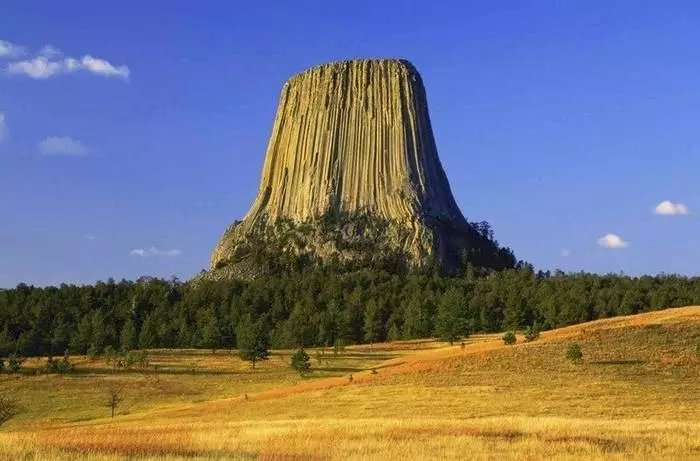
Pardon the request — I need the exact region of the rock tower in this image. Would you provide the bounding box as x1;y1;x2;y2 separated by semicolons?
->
207;59;513;279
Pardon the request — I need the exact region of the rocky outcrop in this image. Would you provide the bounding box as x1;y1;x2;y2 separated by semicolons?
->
206;59;512;279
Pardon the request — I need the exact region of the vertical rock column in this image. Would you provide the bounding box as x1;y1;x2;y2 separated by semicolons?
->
211;59;470;272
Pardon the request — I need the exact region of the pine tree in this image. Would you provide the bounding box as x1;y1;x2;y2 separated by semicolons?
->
286;302;317;347
290;348;311;376
120;319;137;351
436;287;465;344
138;314;157;349
201;316;223;353
90;310;108;354
236;315;269;368
363;299;383;346
403;292;435;339
50;317;70;354
70;315;92;354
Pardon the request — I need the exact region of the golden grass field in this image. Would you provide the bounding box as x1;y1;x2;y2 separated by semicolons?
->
1;306;699;460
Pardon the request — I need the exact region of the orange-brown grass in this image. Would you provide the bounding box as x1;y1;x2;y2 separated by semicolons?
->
7;417;699;460
1;306;699;460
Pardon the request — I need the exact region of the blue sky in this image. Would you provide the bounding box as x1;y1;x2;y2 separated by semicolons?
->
1;1;699;287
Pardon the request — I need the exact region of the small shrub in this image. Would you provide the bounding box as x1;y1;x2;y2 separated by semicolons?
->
111;350;149;371
134;350;150;368
103;346;118;365
39;352;73;375
41;356;60;374
291;348;311;376
333;339;346;356
567;343;583;363
86;345;99;361
8;354;23;373
0;358;5;373
57;351;73;374
524;322;541;342
502;331;517;345
0;393;20;427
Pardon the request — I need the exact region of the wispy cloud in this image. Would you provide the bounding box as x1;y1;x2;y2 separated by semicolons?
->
0;40;25;58
39;44;61;58
130;247;182;258
2;39;129;80
39;136;89;156
561;249;571;257
597;233;629;249
8;55;129;80
0;112;7;142
80;55;129;78
654;200;689;216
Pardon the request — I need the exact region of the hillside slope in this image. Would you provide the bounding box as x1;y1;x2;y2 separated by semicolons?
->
4;306;698;460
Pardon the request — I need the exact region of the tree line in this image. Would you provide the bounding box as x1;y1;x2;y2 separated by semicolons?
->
1;265;698;358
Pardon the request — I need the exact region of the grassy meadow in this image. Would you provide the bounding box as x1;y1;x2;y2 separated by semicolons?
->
1;306;698;460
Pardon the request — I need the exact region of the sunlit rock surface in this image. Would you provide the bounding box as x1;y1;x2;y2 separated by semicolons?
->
208;59;506;279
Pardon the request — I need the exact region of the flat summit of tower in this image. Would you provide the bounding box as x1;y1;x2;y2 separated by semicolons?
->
286;58;419;80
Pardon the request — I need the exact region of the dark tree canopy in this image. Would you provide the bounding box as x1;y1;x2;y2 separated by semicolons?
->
1;257;699;358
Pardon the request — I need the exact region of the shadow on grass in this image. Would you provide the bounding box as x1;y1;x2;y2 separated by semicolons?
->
326;353;398;361
316;367;363;373
48;367;260;377
591;360;645;365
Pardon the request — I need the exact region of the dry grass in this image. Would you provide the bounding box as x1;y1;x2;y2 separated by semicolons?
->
5;417;699;461
1;306;698;460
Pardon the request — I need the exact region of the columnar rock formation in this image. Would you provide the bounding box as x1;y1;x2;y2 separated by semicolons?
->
208;59;512;279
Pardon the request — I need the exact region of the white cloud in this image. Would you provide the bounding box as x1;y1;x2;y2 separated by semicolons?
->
80;55;129;78
597;233;629;249
7;54;129;80
0;40;25;58
561;249;570;257
39;136;89;156
8;56;63;79
84;234;96;240
130;247;182;258
3;40;128;80
0;113;7;142
654;200;689;216
39;44;62;58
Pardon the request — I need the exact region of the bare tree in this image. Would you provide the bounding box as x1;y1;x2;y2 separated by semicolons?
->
105;386;124;418
0;394;20;427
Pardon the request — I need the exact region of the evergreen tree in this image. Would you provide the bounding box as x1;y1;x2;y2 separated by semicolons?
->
70;315;92;354
363;299;383;346
90;310;108;354
120;319;137;351
236;315;269;368
436;287;465;344
50;317;70;354
201;316;223;353
317;300;341;347
138;314;157;349
286;302;317;347
403;296;432;339
290;348;311;376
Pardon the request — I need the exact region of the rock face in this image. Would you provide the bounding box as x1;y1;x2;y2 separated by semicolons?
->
209;59;510;279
